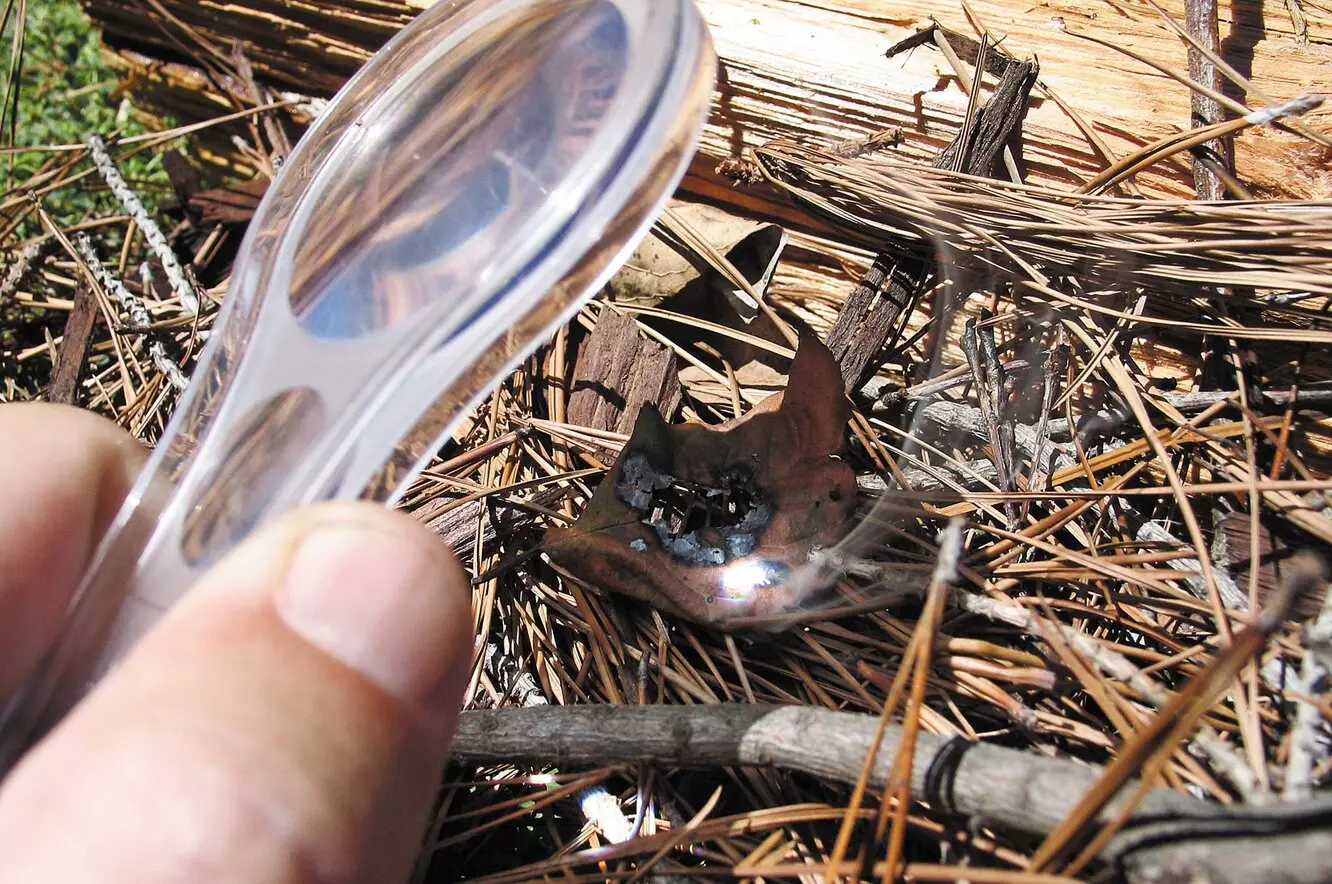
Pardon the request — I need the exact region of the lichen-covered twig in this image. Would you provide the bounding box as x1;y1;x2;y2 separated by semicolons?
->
86;134;199;314
1283;568;1332;801
73;234;188;391
0;241;43;302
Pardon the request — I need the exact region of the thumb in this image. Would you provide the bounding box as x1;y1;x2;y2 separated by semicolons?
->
0;503;474;884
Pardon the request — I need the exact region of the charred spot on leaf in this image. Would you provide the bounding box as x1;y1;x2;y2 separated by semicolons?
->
615;454;674;510
543;334;858;629
634;463;772;567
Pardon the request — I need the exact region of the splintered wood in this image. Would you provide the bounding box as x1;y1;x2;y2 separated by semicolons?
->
82;0;1332;388
86;0;1332;202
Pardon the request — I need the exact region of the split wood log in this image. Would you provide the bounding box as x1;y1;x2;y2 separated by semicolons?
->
83;0;1332;208
82;0;1331;394
450;703;1332;884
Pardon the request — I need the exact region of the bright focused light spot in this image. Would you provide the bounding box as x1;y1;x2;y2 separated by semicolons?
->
722;558;773;599
579;786;633;843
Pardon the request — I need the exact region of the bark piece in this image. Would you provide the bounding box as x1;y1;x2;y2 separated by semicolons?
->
189;177;270;225
162;149;203;203
46;285;99;405
826;51;1038;392
1185;0;1229;201
823;251;927;394
934;58;1039;178
885;21;1011;79
1216;510;1332;619
567;310;682;438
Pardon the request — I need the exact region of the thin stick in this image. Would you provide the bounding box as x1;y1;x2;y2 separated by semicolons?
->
879;519;963;882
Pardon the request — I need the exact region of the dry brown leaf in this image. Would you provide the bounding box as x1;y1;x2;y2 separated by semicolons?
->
543;335;856;627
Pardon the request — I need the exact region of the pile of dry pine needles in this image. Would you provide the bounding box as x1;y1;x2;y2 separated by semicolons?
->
2;1;1332;882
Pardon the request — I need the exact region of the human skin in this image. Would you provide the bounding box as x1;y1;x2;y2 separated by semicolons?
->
0;402;473;883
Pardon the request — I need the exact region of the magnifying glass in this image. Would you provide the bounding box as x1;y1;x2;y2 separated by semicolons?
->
0;0;715;773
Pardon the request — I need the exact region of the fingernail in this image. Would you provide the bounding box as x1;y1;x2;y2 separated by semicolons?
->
278;522;463;706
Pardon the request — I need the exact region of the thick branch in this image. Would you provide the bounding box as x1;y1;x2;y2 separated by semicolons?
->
451;704;1332;884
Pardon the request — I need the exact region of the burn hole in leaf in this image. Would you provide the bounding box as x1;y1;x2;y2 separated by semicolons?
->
616;456;771;566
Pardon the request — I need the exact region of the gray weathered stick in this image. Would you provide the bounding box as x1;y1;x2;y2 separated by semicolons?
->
1284;585;1332;801
450;705;1332;884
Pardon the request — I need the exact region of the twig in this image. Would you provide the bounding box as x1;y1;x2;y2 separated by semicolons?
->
919;400;1069;472
1022;329;1066;521
961;316;1020;527
45;283;98;404
85;135;199;314
1285;0;1310;43
1138;0;1332;150
914;401;1253;622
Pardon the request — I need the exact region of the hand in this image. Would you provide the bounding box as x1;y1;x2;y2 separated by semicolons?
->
0;403;473;883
